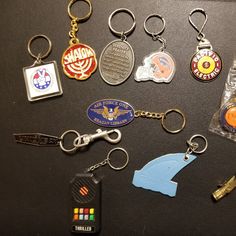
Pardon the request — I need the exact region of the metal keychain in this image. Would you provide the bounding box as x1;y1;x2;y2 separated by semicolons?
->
23;34;63;102
135;14;176;83
62;0;97;80
87;99;186;134
189;8;222;82
99;8;136;85
86;147;129;172
132;134;208;197
14;128;122;154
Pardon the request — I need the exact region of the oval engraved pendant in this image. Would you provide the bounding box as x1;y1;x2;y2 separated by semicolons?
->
99;40;135;85
62;43;97;80
87;99;135;127
135;51;176;83
190;49;222;82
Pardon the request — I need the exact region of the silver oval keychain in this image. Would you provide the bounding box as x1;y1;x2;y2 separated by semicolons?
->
99;8;136;85
189;8;222;82
135;14;176;83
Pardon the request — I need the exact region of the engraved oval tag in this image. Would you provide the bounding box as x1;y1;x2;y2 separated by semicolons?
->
135;51;176;83
62;43;97;80
190;49;222;82
99;40;135;85
87;99;135;127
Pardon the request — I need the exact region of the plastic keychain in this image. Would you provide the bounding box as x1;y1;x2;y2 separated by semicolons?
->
99;8;136;85
132;134;208;197
135;14;176;83
87;99;186;134
62;0;97;80
22;34;63;102
70;147;129;234
13;129;121;154
189;8;222;82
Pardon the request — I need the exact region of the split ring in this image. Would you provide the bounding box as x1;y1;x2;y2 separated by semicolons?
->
106;147;129;171
27;34;52;60
108;8;136;37
161;109;186;134
144;14;166;37
59;130;81;153
188;134;208;154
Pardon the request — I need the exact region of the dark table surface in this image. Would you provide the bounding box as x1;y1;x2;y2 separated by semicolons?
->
1;0;236;235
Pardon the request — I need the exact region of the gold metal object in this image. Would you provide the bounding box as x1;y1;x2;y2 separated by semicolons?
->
212;175;236;201
134;109;186;134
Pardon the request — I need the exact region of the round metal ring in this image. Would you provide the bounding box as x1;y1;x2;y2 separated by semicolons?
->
68;0;92;22
161;109;186;134
144;14;166;37
188;134;208;154
59;130;81;153
108;8;136;37
27;34;52;60
106;147;129;171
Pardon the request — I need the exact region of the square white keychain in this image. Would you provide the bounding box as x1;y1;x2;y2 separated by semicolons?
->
23;34;63;102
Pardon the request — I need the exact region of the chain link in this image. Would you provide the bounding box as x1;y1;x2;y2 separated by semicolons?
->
86;159;108;172
134;110;165;119
69;18;79;45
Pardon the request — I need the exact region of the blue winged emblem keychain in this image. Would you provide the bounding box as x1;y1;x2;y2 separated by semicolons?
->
132;134;208;197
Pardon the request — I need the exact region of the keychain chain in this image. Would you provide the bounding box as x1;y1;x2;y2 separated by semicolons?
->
86;159;108;172
152;34;166;51
69;18;79;45
134;110;165;119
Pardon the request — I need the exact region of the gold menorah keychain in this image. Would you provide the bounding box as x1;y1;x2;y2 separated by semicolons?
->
62;0;97;80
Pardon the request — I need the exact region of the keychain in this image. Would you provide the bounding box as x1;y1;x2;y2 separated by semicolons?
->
132;134;208;197
70;147;129;233
87;99;186;134
135;14;176;83
189;8;222;82
99;8;136;85
22;34;63;102
14;128;121;154
62;0;97;80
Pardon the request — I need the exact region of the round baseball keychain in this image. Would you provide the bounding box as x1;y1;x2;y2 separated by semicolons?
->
99;8;136;85
189;8;222;82
135;14;176;83
62;0;97;80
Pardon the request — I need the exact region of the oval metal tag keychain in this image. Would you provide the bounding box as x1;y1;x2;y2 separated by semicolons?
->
189;8;222;82
62;0;97;80
87;99;186;134
135;14;176;83
23;35;63;102
99;8;136;85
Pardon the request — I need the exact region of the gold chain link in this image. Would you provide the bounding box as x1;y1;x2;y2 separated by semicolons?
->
69;18;80;45
134;110;165;119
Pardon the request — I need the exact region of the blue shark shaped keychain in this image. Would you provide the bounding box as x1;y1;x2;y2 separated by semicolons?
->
132;134;208;197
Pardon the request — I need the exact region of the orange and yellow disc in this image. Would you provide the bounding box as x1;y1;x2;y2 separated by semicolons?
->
220;102;236;133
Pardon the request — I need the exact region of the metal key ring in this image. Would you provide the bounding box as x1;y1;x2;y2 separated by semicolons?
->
106;147;129;171
144;14;166;37
27;34;52;60
188;134;208;154
108;8;136;37
161;109;186;134
68;0;92;22
59;130;81;153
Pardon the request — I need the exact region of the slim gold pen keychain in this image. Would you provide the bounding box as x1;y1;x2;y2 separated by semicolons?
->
62;0;97;80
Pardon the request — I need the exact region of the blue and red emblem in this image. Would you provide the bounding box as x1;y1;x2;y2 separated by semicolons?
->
87;99;135;127
33;68;51;90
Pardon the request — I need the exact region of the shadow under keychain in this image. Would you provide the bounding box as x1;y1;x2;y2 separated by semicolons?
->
135;14;176;83
189;8;222;82
23;35;63;102
87;99;186;134
62;0;97;80
70;147;129;234
99;8;136;85
132;134;208;197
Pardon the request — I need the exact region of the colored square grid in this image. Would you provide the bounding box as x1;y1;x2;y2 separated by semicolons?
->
73;214;79;221
79;208;84;214
74;208;79;214
89;215;95;221
90;208;94;214
84;215;89;220
79;214;84;220
84;208;89;214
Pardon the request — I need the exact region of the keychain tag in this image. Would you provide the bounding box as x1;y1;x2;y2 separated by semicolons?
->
23;35;63;102
135;14;176;83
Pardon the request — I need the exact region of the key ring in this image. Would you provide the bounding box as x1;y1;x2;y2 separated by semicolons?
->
27;34;52;61
161;109;186;134
189;8;208;41
59;130;81;153
187;134;208;154
68;0;92;22
108;8;136;38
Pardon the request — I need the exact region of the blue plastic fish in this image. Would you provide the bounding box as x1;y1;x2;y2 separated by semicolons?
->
132;153;197;197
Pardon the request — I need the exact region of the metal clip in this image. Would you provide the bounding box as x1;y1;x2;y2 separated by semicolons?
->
212;175;236;201
73;129;122;148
